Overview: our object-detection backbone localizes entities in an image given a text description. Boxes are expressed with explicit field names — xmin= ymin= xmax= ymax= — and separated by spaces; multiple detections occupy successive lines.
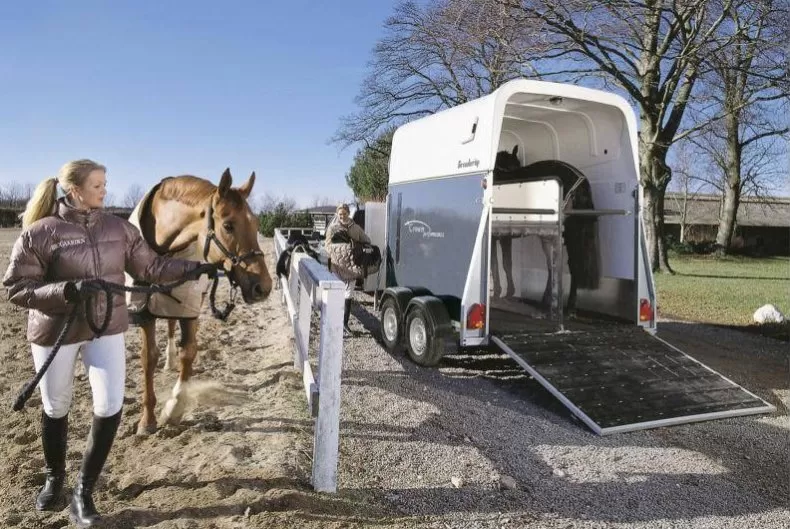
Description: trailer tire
xmin=404 ymin=306 xmax=445 ymax=366
xmin=379 ymin=297 xmax=402 ymax=353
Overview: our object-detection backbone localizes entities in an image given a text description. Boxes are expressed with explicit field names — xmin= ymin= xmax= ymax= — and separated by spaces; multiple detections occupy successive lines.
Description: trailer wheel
xmin=379 ymin=297 xmax=401 ymax=352
xmin=405 ymin=306 xmax=445 ymax=366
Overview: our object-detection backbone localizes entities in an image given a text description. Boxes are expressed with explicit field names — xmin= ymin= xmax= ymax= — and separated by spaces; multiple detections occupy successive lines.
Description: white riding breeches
xmin=31 ymin=333 xmax=126 ymax=419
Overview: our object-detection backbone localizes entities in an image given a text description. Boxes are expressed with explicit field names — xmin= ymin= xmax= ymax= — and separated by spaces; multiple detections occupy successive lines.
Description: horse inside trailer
xmin=376 ymin=79 xmax=774 ymax=435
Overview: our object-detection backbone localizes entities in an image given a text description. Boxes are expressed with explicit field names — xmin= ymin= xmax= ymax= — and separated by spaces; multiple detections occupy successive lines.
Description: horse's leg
xmin=501 ymin=236 xmax=515 ymax=297
xmin=566 ymin=232 xmax=580 ymax=314
xmin=137 ymin=319 xmax=159 ymax=435
xmin=491 ymin=235 xmax=502 ymax=297
xmin=160 ymin=318 xmax=199 ymax=426
xmin=567 ymin=266 xmax=578 ymax=314
xmin=540 ymin=235 xmax=553 ymax=308
xmin=164 ymin=319 xmax=178 ymax=371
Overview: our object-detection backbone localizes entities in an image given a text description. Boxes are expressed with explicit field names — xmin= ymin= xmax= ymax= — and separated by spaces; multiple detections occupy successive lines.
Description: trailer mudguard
xmin=405 ymin=296 xmax=454 ymax=339
xmin=380 ymin=286 xmax=432 ymax=318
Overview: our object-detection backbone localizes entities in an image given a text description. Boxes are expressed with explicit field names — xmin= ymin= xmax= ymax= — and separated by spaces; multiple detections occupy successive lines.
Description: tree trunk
xmin=714 ymin=115 xmax=742 ymax=257
xmin=639 ymin=122 xmax=674 ymax=274
xmin=641 ymin=180 xmax=673 ymax=273
xmin=657 ymin=188 xmax=672 ymax=271
xmin=642 ymin=183 xmax=662 ymax=272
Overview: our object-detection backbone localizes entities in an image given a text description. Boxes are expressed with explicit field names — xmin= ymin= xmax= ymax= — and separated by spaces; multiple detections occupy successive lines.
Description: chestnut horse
xmin=133 ymin=169 xmax=272 ymax=434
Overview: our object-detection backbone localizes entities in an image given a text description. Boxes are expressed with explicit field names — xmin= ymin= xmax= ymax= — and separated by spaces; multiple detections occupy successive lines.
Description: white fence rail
xmin=273 ymin=228 xmax=345 ymax=493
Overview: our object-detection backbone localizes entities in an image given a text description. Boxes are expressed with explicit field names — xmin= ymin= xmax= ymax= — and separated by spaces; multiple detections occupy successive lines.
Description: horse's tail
xmin=567 ymin=218 xmax=599 ymax=290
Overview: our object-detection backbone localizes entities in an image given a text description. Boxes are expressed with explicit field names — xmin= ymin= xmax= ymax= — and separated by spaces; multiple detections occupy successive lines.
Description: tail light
xmin=639 ymin=298 xmax=653 ymax=322
xmin=467 ymin=303 xmax=486 ymax=330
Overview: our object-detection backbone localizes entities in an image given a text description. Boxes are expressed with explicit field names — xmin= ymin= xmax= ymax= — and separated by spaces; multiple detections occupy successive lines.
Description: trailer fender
xmin=405 ymin=296 xmax=454 ymax=339
xmin=402 ymin=295 xmax=454 ymax=366
xmin=379 ymin=286 xmax=432 ymax=318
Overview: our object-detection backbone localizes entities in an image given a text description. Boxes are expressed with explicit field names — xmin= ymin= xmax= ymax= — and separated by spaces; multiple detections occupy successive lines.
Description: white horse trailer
xmin=376 ymin=79 xmax=774 ymax=435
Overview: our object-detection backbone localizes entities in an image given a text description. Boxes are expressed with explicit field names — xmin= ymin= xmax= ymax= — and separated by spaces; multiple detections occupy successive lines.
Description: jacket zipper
xmin=84 ymin=218 xmax=104 ymax=329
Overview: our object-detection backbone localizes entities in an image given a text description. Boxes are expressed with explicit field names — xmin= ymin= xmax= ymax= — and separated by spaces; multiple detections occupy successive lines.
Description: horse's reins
xmin=12 ymin=272 xmax=206 ymax=412
xmin=13 ymin=196 xmax=266 ymax=411
xmin=202 ymin=200 xmax=264 ymax=321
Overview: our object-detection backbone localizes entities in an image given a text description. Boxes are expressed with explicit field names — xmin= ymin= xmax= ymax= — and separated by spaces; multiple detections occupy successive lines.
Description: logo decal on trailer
xmin=458 ymin=158 xmax=480 ymax=169
xmin=404 ymin=220 xmax=445 ymax=239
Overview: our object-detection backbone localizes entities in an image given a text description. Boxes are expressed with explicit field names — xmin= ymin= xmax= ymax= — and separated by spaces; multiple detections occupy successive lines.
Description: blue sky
xmin=0 ymin=1 xmax=397 ymax=208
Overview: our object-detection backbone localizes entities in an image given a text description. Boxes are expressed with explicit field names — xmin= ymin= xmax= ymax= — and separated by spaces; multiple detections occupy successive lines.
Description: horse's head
xmin=494 ymin=145 xmax=522 ymax=177
xmin=202 ymin=168 xmax=272 ymax=304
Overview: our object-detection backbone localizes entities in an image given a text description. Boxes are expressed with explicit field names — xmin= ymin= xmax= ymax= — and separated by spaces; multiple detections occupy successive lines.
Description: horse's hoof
xmin=160 ymin=398 xmax=185 ymax=426
xmin=136 ymin=422 xmax=157 ymax=435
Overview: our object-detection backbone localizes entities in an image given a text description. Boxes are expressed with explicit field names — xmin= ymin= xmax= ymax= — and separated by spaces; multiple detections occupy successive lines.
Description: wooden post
xmin=273 ymin=230 xmax=346 ymax=493
xmin=312 ymin=280 xmax=344 ymax=492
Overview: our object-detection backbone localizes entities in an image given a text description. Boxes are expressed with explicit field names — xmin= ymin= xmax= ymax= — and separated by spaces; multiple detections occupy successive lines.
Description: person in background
xmin=3 ymin=159 xmax=215 ymax=527
xmin=325 ymin=203 xmax=370 ymax=334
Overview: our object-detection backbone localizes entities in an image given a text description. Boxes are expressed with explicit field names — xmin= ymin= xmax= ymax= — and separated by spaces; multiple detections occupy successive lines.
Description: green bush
xmin=667 ymin=234 xmax=718 ymax=255
xmin=258 ymin=205 xmax=312 ymax=237
xmin=666 ymin=234 xmax=694 ymax=255
xmin=0 ymin=208 xmax=22 ymax=227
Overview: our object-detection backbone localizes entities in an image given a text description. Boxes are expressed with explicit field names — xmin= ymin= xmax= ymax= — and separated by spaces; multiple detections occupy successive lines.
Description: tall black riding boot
xmin=69 ymin=411 xmax=122 ymax=528
xmin=343 ymin=299 xmax=352 ymax=331
xmin=36 ymin=412 xmax=68 ymax=511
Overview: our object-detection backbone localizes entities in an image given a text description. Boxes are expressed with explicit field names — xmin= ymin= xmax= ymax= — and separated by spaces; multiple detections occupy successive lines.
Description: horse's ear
xmin=512 ymin=145 xmax=518 ymax=157
xmin=238 ymin=171 xmax=255 ymax=199
xmin=218 ymin=168 xmax=232 ymax=197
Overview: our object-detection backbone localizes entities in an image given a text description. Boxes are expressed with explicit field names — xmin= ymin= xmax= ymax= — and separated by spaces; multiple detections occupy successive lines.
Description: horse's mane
xmin=157 ymin=176 xmax=215 ymax=206
xmin=157 ymin=175 xmax=245 ymax=208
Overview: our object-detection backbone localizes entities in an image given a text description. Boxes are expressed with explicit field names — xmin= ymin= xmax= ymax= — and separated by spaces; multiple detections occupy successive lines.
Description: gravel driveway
xmin=333 ymin=291 xmax=789 ymax=529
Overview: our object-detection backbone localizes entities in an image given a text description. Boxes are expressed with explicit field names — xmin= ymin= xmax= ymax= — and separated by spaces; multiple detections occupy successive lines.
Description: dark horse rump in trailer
xmin=374 ymin=79 xmax=775 ymax=435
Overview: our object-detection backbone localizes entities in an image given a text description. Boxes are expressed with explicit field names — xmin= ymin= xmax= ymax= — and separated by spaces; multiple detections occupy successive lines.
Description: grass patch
xmin=655 ymin=254 xmax=790 ymax=341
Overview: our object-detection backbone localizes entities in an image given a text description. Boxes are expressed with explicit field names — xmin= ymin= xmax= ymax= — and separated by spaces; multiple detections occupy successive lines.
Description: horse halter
xmin=201 ymin=200 xmax=264 ymax=276
xmin=200 ymin=199 xmax=265 ymax=321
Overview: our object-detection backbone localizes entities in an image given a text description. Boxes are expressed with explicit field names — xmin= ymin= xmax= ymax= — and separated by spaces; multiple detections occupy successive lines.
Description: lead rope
xmin=12 ymin=271 xmax=209 ymax=412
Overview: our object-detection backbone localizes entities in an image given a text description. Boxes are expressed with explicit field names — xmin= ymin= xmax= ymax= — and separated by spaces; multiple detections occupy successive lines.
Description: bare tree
xmin=0 ymin=182 xmax=32 ymax=208
xmin=509 ymin=0 xmax=740 ymax=272
xmin=311 ymin=196 xmax=334 ymax=208
xmin=257 ymin=192 xmax=297 ymax=214
xmin=123 ymin=184 xmax=145 ymax=209
xmin=687 ymin=0 xmax=789 ymax=255
xmin=334 ymin=0 xmax=546 ymax=149
xmin=669 ymin=140 xmax=711 ymax=243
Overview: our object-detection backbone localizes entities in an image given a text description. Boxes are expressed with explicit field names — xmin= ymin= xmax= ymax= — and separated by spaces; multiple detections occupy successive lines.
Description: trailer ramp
xmin=490 ymin=312 xmax=776 ymax=435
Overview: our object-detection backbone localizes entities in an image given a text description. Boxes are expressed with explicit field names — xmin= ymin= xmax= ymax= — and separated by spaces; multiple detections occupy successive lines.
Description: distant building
xmin=664 ymin=193 xmax=790 ymax=255
xmin=299 ymin=204 xmax=370 ymax=236
xmin=301 ymin=205 xmax=338 ymax=236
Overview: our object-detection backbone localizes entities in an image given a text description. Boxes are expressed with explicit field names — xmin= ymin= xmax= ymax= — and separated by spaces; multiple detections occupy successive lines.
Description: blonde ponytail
xmin=21 ymin=177 xmax=58 ymax=228
xmin=21 ymin=159 xmax=106 ymax=228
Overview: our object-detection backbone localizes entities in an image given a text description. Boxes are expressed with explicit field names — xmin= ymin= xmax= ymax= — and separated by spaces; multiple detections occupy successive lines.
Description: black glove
xmin=64 ymin=280 xmax=96 ymax=303
xmin=192 ymin=263 xmax=218 ymax=280
xmin=64 ymin=281 xmax=81 ymax=303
